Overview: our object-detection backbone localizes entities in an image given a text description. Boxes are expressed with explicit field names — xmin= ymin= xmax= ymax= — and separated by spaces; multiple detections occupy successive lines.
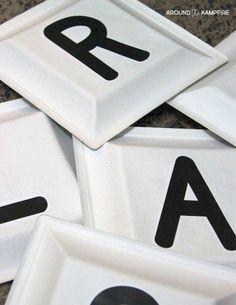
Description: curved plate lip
xmin=5 ymin=215 xmax=236 ymax=305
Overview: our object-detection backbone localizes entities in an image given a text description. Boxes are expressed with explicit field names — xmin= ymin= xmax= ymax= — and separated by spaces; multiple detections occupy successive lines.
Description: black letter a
xmin=155 ymin=156 xmax=236 ymax=250
xmin=44 ymin=16 xmax=150 ymax=80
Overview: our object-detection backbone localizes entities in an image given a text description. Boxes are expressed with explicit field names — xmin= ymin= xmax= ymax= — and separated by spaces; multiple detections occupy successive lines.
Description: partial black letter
xmin=44 ymin=16 xmax=150 ymax=80
xmin=0 ymin=197 xmax=48 ymax=224
xmin=155 ymin=156 xmax=236 ymax=250
xmin=90 ymin=286 xmax=158 ymax=305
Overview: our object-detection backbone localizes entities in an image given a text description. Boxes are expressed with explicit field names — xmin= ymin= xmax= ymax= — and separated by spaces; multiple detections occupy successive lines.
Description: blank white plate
xmin=0 ymin=99 xmax=82 ymax=284
xmin=0 ymin=0 xmax=227 ymax=148
xmin=169 ymin=31 xmax=236 ymax=146
xmin=73 ymin=127 xmax=236 ymax=268
xmin=5 ymin=216 xmax=236 ymax=305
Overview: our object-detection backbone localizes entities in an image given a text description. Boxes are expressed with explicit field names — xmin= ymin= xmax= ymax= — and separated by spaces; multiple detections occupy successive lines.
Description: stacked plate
xmin=0 ymin=0 xmax=235 ymax=304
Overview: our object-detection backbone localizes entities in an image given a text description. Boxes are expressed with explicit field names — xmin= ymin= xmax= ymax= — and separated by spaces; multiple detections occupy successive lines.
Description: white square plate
xmin=169 ymin=31 xmax=236 ymax=146
xmin=0 ymin=98 xmax=82 ymax=284
xmin=5 ymin=216 xmax=236 ymax=305
xmin=0 ymin=0 xmax=227 ymax=148
xmin=73 ymin=127 xmax=236 ymax=268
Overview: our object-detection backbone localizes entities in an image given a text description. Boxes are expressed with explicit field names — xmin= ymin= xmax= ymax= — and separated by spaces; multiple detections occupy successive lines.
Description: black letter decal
xmin=155 ymin=156 xmax=236 ymax=250
xmin=90 ymin=286 xmax=158 ymax=305
xmin=44 ymin=16 xmax=150 ymax=80
xmin=0 ymin=197 xmax=48 ymax=224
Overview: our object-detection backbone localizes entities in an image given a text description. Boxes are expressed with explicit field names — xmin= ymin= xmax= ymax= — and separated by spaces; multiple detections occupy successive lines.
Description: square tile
xmin=5 ymin=216 xmax=236 ymax=305
xmin=0 ymin=0 xmax=227 ymax=148
xmin=73 ymin=127 xmax=236 ymax=267
xmin=0 ymin=99 xmax=82 ymax=284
